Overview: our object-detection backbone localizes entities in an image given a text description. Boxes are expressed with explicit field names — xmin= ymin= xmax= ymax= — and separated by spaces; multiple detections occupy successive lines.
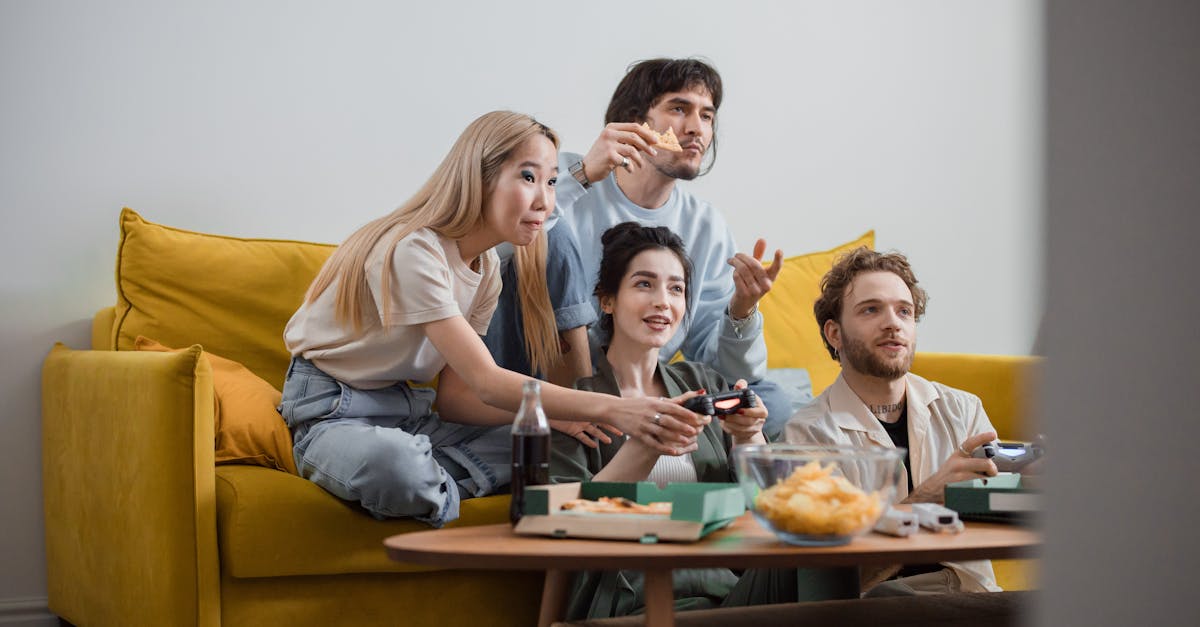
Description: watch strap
xmin=569 ymin=160 xmax=591 ymax=190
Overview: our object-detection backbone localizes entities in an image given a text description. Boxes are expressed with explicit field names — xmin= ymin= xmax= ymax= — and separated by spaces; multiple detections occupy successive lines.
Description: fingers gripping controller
xmin=682 ymin=388 xmax=757 ymax=417
xmin=971 ymin=439 xmax=1046 ymax=473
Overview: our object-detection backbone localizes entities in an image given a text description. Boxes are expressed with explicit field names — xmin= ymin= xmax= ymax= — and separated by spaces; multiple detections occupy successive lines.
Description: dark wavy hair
xmin=813 ymin=247 xmax=929 ymax=360
xmin=604 ymin=58 xmax=723 ymax=176
xmin=594 ymin=222 xmax=694 ymax=340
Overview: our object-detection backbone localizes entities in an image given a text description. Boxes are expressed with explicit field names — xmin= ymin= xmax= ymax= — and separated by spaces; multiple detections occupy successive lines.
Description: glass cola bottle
xmin=510 ymin=380 xmax=550 ymax=524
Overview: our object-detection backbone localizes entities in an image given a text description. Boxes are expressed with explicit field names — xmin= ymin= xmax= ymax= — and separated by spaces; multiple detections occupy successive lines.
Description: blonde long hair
xmin=514 ymin=230 xmax=561 ymax=376
xmin=305 ymin=111 xmax=561 ymax=374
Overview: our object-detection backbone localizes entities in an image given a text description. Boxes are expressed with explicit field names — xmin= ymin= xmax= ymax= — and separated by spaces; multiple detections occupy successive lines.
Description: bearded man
xmin=784 ymin=247 xmax=1002 ymax=595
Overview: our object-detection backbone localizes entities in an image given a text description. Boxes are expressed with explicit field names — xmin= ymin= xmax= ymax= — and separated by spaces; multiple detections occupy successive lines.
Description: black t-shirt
xmin=878 ymin=405 xmax=913 ymax=493
xmin=879 ymin=403 xmax=943 ymax=578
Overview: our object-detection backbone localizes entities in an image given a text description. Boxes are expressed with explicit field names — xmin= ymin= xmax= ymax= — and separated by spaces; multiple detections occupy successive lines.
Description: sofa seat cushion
xmin=216 ymin=465 xmax=511 ymax=578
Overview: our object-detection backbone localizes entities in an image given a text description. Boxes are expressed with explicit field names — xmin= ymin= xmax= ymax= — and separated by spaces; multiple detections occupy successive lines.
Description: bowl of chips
xmin=733 ymin=444 xmax=906 ymax=546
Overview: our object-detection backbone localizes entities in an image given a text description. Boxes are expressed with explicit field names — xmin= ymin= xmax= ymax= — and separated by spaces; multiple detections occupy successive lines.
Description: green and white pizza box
xmin=513 ymin=481 xmax=745 ymax=543
xmin=944 ymin=473 xmax=1041 ymax=524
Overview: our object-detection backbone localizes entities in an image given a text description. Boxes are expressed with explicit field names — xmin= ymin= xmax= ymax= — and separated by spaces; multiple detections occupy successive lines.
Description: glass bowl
xmin=732 ymin=444 xmax=906 ymax=546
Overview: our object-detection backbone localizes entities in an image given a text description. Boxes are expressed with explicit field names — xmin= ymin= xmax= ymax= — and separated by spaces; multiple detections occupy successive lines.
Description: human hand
xmin=727 ymin=238 xmax=784 ymax=319
xmin=718 ymin=380 xmax=767 ymax=445
xmin=905 ymin=431 xmax=999 ymax=504
xmin=603 ymin=391 xmax=710 ymax=456
xmin=549 ymin=419 xmax=623 ymax=449
xmin=580 ymin=122 xmax=660 ymax=183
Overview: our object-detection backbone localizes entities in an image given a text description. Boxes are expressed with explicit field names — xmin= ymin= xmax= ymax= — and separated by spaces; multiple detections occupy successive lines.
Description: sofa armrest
xmin=910 ymin=352 xmax=1044 ymax=592
xmin=92 ymin=306 xmax=117 ymax=350
xmin=42 ymin=343 xmax=220 ymax=627
xmin=911 ymin=352 xmax=1042 ymax=441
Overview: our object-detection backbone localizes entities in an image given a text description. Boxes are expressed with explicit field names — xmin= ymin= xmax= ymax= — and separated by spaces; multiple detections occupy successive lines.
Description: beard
xmin=840 ymin=334 xmax=913 ymax=380
xmin=652 ymin=155 xmax=700 ymax=181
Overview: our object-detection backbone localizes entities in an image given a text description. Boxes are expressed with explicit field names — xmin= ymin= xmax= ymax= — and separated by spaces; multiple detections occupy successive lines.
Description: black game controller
xmin=682 ymin=388 xmax=757 ymax=417
xmin=972 ymin=436 xmax=1046 ymax=473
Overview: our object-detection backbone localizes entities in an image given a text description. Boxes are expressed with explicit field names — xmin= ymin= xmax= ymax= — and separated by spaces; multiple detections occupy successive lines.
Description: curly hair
xmin=813 ymin=247 xmax=929 ymax=360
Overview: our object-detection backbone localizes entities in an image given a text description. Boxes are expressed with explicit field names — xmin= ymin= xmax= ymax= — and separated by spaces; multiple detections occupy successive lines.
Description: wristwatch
xmin=728 ymin=304 xmax=758 ymax=338
xmin=569 ymin=160 xmax=591 ymax=190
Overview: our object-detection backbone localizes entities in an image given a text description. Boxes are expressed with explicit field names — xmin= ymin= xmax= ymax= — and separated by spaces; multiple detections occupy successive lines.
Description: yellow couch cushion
xmin=759 ymin=231 xmax=875 ymax=395
xmin=135 ymin=336 xmax=298 ymax=475
xmin=113 ymin=208 xmax=334 ymax=389
xmin=910 ymin=352 xmax=1042 ymax=441
xmin=215 ymin=465 xmax=512 ymax=577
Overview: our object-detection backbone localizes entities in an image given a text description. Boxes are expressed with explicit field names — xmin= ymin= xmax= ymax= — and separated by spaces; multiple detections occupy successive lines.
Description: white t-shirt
xmin=284 ymin=226 xmax=501 ymax=389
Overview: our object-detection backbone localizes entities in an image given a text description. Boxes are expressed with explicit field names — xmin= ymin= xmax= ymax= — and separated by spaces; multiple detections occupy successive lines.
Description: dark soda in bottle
xmin=510 ymin=380 xmax=550 ymax=524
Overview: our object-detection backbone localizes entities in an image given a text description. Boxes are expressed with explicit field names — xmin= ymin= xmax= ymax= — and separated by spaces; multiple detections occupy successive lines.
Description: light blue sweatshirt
xmin=553 ymin=152 xmax=768 ymax=384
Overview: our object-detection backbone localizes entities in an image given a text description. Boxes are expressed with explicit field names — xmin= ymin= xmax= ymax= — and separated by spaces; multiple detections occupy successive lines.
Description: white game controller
xmin=874 ymin=507 xmax=918 ymax=537
xmin=971 ymin=437 xmax=1045 ymax=473
xmin=912 ymin=503 xmax=964 ymax=534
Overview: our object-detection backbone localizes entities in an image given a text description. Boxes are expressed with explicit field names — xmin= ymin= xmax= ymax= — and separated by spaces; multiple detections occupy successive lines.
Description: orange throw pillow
xmin=135 ymin=336 xmax=298 ymax=474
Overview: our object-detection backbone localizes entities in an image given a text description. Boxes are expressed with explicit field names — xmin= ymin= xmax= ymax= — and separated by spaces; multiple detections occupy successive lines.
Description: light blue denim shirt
xmin=483 ymin=221 xmax=597 ymax=377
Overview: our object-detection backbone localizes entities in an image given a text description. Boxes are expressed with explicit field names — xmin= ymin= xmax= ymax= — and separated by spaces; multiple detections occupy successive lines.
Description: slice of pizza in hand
xmin=641 ymin=122 xmax=683 ymax=152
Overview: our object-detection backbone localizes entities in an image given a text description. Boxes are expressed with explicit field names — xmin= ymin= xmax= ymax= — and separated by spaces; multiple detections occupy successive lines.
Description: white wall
xmin=0 ymin=0 xmax=1040 ymax=620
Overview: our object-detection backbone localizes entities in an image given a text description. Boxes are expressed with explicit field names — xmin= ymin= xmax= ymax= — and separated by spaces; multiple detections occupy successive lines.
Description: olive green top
xmin=550 ymin=358 xmax=736 ymax=486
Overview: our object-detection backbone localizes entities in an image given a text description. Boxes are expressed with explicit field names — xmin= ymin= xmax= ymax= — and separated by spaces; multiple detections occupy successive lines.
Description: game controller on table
xmin=972 ymin=435 xmax=1046 ymax=473
xmin=682 ymin=388 xmax=758 ymax=418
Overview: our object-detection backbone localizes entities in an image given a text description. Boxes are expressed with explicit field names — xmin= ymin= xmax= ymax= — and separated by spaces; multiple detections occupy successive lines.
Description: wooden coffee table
xmin=385 ymin=509 xmax=1039 ymax=627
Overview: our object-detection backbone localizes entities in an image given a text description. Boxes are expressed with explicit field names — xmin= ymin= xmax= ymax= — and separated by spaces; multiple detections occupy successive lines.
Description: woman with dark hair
xmin=551 ymin=222 xmax=802 ymax=618
xmin=552 ymin=222 xmax=765 ymax=485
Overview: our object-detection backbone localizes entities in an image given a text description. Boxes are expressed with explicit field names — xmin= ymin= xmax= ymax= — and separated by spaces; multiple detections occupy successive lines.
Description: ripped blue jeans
xmin=278 ymin=357 xmax=511 ymax=527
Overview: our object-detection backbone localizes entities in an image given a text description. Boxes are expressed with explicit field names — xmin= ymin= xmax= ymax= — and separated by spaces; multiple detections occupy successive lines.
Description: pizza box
xmin=513 ymin=481 xmax=745 ymax=543
xmin=944 ymin=473 xmax=1041 ymax=524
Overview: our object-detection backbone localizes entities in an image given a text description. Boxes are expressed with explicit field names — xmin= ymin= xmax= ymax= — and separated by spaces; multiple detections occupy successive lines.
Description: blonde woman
xmin=279 ymin=112 xmax=705 ymax=526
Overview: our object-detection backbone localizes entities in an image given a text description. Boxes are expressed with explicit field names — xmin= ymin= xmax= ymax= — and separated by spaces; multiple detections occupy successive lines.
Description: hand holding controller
xmin=972 ymin=437 xmax=1045 ymax=473
xmin=682 ymin=388 xmax=758 ymax=417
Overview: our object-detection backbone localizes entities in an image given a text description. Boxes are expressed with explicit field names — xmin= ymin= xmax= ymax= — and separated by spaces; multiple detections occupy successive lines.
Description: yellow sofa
xmin=41 ymin=212 xmax=1038 ymax=626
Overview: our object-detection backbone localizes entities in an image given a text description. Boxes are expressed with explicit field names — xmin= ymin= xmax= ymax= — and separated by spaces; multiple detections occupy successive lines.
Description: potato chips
xmin=754 ymin=460 xmax=883 ymax=536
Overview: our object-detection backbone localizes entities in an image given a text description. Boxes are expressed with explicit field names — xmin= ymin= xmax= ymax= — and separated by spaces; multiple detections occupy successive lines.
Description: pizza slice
xmin=560 ymin=496 xmax=673 ymax=516
xmin=641 ymin=122 xmax=683 ymax=152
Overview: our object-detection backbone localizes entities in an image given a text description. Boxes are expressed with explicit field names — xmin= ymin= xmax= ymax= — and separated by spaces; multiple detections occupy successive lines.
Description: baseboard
xmin=0 ymin=597 xmax=56 ymax=627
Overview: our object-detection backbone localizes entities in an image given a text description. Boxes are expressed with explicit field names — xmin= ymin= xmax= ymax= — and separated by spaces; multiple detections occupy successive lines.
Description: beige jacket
xmin=784 ymin=372 xmax=1001 ymax=592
